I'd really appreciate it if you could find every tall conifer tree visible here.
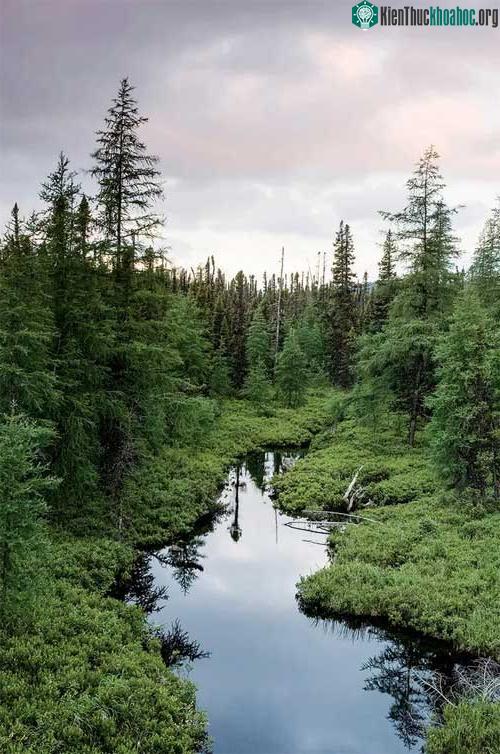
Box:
[0,205,57,417]
[327,221,357,386]
[91,78,163,278]
[429,290,499,498]
[470,201,500,309]
[381,146,458,316]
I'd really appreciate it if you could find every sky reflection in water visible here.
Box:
[132,451,461,754]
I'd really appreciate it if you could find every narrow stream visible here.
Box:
[122,450,467,754]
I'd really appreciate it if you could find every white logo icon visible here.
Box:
[357,4,374,29]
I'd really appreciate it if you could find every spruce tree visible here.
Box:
[327,221,357,386]
[246,305,271,375]
[75,195,92,259]
[381,146,458,317]
[40,155,111,507]
[364,147,460,444]
[357,271,371,332]
[40,152,80,335]
[0,205,57,418]
[243,362,273,414]
[91,78,163,277]
[227,271,248,388]
[428,290,499,499]
[379,229,397,281]
[0,414,56,613]
[2,202,21,257]
[90,79,164,504]
[275,329,307,407]
[296,304,325,378]
[370,229,398,331]
[210,342,231,397]
[355,317,437,445]
[470,201,500,309]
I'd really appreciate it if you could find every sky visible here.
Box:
[1,0,499,281]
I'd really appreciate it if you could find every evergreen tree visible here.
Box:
[379,229,397,281]
[428,290,499,499]
[0,414,56,613]
[296,304,326,377]
[364,148,459,444]
[0,205,57,418]
[211,294,227,350]
[355,317,437,445]
[1,202,21,258]
[227,271,248,388]
[426,200,460,314]
[91,78,163,277]
[40,155,111,506]
[210,342,231,397]
[243,361,273,414]
[275,329,307,407]
[327,221,357,386]
[246,305,271,375]
[470,201,500,309]
[90,79,165,503]
[381,146,458,317]
[370,229,398,330]
[75,195,92,259]
[357,271,371,332]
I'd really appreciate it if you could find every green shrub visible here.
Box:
[427,700,500,754]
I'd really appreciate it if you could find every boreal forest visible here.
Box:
[0,79,499,754]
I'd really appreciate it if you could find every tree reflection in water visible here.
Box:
[155,619,210,668]
[229,464,243,541]
[245,452,266,492]
[157,539,206,594]
[111,552,168,614]
[244,449,305,493]
[309,618,466,751]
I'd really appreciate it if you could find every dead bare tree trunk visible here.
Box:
[343,466,374,511]
[274,246,285,371]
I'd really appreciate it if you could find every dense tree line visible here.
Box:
[1,80,499,609]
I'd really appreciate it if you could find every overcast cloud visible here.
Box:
[1,0,499,280]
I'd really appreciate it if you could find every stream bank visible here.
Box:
[274,415,500,754]
[120,450,472,754]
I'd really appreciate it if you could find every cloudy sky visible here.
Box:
[1,0,499,281]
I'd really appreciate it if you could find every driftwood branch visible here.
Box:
[343,466,374,512]
[303,510,382,525]
[284,509,382,539]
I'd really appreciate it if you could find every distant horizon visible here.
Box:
[2,0,499,279]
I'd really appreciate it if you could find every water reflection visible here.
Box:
[364,634,465,750]
[365,639,436,749]
[229,465,243,542]
[245,451,267,492]
[245,448,306,492]
[112,551,167,614]
[155,618,211,668]
[119,451,468,754]
[311,619,465,751]
[158,539,206,594]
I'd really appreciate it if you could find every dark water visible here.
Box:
[122,451,466,754]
